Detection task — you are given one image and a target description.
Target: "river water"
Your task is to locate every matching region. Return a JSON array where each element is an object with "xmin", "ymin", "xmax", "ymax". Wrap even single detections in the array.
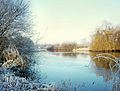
[{"xmin": 32, "ymin": 52, "xmax": 120, "ymax": 91}]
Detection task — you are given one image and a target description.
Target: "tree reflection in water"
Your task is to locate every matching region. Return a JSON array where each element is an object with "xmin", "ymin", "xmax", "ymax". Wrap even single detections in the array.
[
  {"xmin": 62, "ymin": 53, "xmax": 78, "ymax": 58},
  {"xmin": 90, "ymin": 52, "xmax": 120, "ymax": 91},
  {"xmin": 51, "ymin": 52, "xmax": 79, "ymax": 58}
]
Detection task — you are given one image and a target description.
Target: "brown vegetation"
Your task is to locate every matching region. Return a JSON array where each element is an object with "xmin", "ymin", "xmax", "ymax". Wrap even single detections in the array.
[
  {"xmin": 90, "ymin": 23, "xmax": 120, "ymax": 52},
  {"xmin": 2, "ymin": 45, "xmax": 28, "ymax": 68}
]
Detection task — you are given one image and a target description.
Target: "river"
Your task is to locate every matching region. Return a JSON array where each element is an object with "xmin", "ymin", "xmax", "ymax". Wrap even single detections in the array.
[{"xmin": 31, "ymin": 52, "xmax": 120, "ymax": 91}]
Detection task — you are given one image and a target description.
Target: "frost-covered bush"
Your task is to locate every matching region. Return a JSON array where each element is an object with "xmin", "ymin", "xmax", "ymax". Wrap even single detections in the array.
[{"xmin": 0, "ymin": 67, "xmax": 56, "ymax": 91}]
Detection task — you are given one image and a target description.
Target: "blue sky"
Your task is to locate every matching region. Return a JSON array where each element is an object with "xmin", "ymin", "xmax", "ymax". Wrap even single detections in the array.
[{"xmin": 30, "ymin": 0, "xmax": 120, "ymax": 44}]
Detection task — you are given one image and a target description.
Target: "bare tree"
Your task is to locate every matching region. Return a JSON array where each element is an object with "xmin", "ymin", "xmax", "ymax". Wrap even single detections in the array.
[
  {"xmin": 0, "ymin": 0, "xmax": 34, "ymax": 68},
  {"xmin": 0, "ymin": 0, "xmax": 30, "ymax": 38}
]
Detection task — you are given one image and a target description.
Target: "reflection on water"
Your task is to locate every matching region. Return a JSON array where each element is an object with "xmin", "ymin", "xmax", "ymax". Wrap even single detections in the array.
[
  {"xmin": 62, "ymin": 52, "xmax": 78, "ymax": 57},
  {"xmin": 90, "ymin": 52, "xmax": 116, "ymax": 71},
  {"xmin": 90, "ymin": 52, "xmax": 120, "ymax": 91},
  {"xmin": 90, "ymin": 52, "xmax": 120, "ymax": 76},
  {"xmin": 52, "ymin": 52, "xmax": 89, "ymax": 58},
  {"xmin": 33, "ymin": 52, "xmax": 120, "ymax": 91}
]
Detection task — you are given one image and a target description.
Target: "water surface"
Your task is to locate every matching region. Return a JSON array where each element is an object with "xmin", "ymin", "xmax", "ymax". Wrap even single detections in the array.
[{"xmin": 32, "ymin": 52, "xmax": 120, "ymax": 91}]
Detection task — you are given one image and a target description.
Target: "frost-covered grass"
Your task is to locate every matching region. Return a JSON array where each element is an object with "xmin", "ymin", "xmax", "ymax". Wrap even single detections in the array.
[{"xmin": 0, "ymin": 67, "xmax": 56, "ymax": 91}]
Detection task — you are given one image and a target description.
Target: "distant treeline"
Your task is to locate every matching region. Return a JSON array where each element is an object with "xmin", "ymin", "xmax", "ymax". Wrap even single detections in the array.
[
  {"xmin": 90, "ymin": 23, "xmax": 120, "ymax": 52},
  {"xmin": 47, "ymin": 42, "xmax": 88, "ymax": 52}
]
